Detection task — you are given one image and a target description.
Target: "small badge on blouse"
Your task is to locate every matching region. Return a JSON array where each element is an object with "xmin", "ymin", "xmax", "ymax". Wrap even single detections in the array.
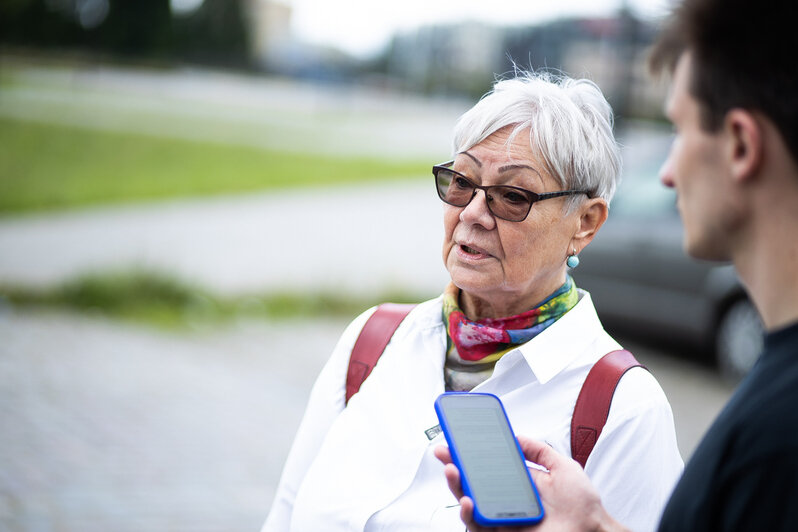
[{"xmin": 425, "ymin": 424, "xmax": 442, "ymax": 440}]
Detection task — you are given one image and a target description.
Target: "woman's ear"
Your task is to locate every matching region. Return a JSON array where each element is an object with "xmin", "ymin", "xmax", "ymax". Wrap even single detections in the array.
[
  {"xmin": 572, "ymin": 198, "xmax": 609, "ymax": 251},
  {"xmin": 725, "ymin": 109, "xmax": 763, "ymax": 184}
]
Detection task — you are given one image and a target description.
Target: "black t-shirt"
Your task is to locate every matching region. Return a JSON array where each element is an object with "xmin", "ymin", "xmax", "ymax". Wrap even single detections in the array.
[{"xmin": 658, "ymin": 321, "xmax": 798, "ymax": 531}]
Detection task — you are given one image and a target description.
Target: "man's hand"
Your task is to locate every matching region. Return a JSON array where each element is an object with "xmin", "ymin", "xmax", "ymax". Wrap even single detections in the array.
[{"xmin": 433, "ymin": 437, "xmax": 630, "ymax": 532}]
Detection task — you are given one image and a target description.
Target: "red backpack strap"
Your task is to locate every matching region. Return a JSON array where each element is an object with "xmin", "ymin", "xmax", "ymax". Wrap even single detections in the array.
[
  {"xmin": 571, "ymin": 349, "xmax": 644, "ymax": 469},
  {"xmin": 345, "ymin": 303, "xmax": 416, "ymax": 405}
]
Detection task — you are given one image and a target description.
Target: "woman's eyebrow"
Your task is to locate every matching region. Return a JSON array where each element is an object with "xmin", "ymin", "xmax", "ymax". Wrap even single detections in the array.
[
  {"xmin": 458, "ymin": 152, "xmax": 541, "ymax": 177},
  {"xmin": 458, "ymin": 151, "xmax": 482, "ymax": 167},
  {"xmin": 499, "ymin": 163, "xmax": 541, "ymax": 176}
]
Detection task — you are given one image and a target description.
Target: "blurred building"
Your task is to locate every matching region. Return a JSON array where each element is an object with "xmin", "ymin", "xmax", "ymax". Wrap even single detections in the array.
[
  {"xmin": 384, "ymin": 22, "xmax": 504, "ymax": 97},
  {"xmin": 245, "ymin": 0, "xmax": 292, "ymax": 69},
  {"xmin": 244, "ymin": 0, "xmax": 358, "ymax": 80},
  {"xmin": 0, "ymin": 1, "xmax": 667, "ymax": 119},
  {"xmin": 377, "ymin": 12, "xmax": 667, "ymax": 120},
  {"xmin": 503, "ymin": 13, "xmax": 665, "ymax": 121}
]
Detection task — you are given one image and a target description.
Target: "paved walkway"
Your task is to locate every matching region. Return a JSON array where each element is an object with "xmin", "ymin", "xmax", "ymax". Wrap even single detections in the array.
[
  {"xmin": 0, "ymin": 307, "xmax": 345, "ymax": 531},
  {"xmin": 0, "ymin": 180, "xmax": 450, "ymax": 297}
]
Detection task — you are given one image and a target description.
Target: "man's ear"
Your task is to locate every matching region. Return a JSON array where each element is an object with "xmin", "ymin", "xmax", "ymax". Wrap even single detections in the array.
[
  {"xmin": 572, "ymin": 198, "xmax": 608, "ymax": 251},
  {"xmin": 726, "ymin": 109, "xmax": 764, "ymax": 183}
]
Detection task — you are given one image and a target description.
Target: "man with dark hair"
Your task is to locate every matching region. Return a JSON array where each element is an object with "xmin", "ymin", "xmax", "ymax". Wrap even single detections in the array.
[{"xmin": 437, "ymin": 0, "xmax": 798, "ymax": 530}]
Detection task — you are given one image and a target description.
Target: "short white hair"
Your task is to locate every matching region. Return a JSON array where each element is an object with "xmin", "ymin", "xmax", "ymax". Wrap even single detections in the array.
[{"xmin": 452, "ymin": 71, "xmax": 622, "ymax": 206}]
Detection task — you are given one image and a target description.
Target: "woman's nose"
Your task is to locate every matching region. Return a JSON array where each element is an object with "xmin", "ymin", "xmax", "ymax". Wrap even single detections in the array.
[{"xmin": 459, "ymin": 189, "xmax": 496, "ymax": 229}]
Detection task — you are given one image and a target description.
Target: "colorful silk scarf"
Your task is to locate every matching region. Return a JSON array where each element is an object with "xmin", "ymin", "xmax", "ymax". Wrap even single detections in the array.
[{"xmin": 443, "ymin": 277, "xmax": 578, "ymax": 391}]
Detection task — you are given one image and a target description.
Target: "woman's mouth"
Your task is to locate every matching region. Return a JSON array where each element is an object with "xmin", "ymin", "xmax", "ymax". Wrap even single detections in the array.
[
  {"xmin": 462, "ymin": 245, "xmax": 479, "ymax": 254},
  {"xmin": 458, "ymin": 244, "xmax": 492, "ymax": 259}
]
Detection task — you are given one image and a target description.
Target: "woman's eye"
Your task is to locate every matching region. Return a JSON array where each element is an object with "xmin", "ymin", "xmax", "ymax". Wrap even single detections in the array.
[
  {"xmin": 454, "ymin": 176, "xmax": 472, "ymax": 189},
  {"xmin": 502, "ymin": 190, "xmax": 528, "ymax": 204}
]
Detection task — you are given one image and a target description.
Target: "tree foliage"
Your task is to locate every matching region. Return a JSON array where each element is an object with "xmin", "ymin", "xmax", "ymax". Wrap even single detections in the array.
[{"xmin": 0, "ymin": 0, "xmax": 251, "ymax": 66}]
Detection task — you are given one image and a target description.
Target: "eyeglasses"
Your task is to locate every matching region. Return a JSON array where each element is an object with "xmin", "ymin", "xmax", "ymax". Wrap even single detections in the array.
[{"xmin": 432, "ymin": 161, "xmax": 589, "ymax": 222}]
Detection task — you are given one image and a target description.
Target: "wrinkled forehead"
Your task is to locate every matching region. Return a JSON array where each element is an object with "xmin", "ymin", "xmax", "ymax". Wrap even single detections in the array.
[
  {"xmin": 456, "ymin": 122, "xmax": 565, "ymax": 188},
  {"xmin": 455, "ymin": 128, "xmax": 556, "ymax": 189},
  {"xmin": 459, "ymin": 125, "xmax": 546, "ymax": 166}
]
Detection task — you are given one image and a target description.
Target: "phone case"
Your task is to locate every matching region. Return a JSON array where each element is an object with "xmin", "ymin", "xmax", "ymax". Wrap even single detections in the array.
[{"xmin": 434, "ymin": 392, "xmax": 545, "ymax": 527}]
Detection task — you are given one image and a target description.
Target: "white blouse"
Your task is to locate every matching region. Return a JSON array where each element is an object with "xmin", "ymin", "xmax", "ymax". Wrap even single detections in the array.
[{"xmin": 263, "ymin": 291, "xmax": 684, "ymax": 532}]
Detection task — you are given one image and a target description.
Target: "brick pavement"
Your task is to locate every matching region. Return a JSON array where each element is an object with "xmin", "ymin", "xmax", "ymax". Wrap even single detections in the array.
[{"xmin": 0, "ymin": 307, "xmax": 344, "ymax": 532}]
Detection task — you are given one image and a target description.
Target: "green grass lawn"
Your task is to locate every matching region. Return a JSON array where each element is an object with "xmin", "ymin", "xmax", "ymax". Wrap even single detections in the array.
[{"xmin": 0, "ymin": 117, "xmax": 427, "ymax": 214}]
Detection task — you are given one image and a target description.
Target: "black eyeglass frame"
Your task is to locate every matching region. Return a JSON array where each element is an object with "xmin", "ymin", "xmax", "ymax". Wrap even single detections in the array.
[{"xmin": 432, "ymin": 160, "xmax": 590, "ymax": 222}]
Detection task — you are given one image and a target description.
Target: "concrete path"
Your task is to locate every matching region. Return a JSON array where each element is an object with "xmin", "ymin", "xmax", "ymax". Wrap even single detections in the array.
[
  {"xmin": 0, "ymin": 308, "xmax": 345, "ymax": 531},
  {"xmin": 0, "ymin": 180, "xmax": 451, "ymax": 297}
]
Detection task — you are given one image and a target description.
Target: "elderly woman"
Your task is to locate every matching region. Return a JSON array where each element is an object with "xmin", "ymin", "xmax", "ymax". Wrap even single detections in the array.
[{"xmin": 263, "ymin": 72, "xmax": 683, "ymax": 532}]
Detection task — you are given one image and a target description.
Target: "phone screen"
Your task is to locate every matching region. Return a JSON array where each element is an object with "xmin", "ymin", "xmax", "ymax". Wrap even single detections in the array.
[{"xmin": 435, "ymin": 393, "xmax": 544, "ymax": 525}]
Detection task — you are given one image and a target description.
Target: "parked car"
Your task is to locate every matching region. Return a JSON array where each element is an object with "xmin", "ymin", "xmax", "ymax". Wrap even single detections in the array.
[{"xmin": 575, "ymin": 127, "xmax": 764, "ymax": 381}]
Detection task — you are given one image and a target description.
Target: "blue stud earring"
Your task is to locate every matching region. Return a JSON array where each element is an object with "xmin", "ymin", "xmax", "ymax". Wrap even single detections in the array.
[{"xmin": 567, "ymin": 248, "xmax": 580, "ymax": 269}]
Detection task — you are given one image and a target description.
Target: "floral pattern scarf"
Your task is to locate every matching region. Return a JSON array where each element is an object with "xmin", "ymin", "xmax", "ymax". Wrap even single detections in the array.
[{"xmin": 443, "ymin": 277, "xmax": 578, "ymax": 391}]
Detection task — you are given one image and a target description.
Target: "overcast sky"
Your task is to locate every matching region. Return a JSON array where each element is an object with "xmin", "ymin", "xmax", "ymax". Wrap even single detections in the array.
[{"xmin": 286, "ymin": 0, "xmax": 675, "ymax": 58}]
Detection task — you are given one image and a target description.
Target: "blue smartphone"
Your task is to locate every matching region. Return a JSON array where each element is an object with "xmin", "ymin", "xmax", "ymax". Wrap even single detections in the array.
[{"xmin": 434, "ymin": 392, "xmax": 545, "ymax": 527}]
